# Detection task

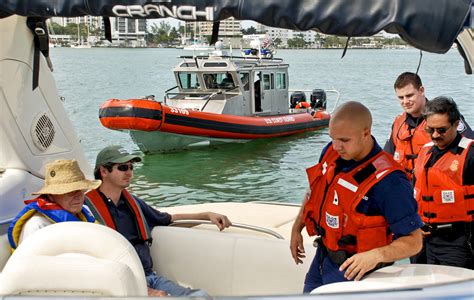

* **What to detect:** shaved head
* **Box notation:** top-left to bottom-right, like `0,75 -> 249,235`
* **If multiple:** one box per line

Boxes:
328,101 -> 374,161
330,101 -> 372,131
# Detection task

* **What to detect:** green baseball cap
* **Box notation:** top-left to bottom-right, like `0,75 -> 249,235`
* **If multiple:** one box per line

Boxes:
95,145 -> 142,167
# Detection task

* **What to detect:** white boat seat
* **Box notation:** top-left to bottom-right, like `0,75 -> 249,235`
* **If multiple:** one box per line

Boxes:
0,234 -> 11,272
151,226 -> 315,296
0,222 -> 147,296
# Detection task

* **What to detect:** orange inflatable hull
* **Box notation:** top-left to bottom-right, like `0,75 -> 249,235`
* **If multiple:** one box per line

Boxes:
99,99 -> 330,139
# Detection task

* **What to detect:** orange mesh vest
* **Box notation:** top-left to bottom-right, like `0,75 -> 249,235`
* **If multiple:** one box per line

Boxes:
85,189 -> 152,242
303,146 -> 404,254
391,113 -> 431,180
414,137 -> 474,224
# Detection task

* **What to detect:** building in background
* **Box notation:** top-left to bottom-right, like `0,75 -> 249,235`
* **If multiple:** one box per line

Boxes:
256,24 -> 319,48
49,16 -> 147,47
186,17 -> 242,48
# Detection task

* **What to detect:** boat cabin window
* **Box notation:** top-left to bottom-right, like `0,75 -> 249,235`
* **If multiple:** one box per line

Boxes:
203,62 -> 228,67
276,73 -> 286,89
178,72 -> 200,89
263,74 -> 272,90
180,62 -> 197,67
238,72 -> 250,91
203,72 -> 235,89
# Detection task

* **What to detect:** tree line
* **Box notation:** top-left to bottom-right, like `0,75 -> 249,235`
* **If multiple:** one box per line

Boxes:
49,22 -> 406,48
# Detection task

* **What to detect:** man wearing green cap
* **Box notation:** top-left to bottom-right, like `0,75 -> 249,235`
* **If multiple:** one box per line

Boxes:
85,145 -> 231,297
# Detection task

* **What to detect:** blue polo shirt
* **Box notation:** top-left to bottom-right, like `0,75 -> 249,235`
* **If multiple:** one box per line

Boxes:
98,190 -> 172,275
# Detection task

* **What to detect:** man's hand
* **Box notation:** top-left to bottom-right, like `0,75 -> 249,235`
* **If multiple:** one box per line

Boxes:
290,228 -> 306,264
207,212 -> 231,231
339,249 -> 382,281
147,287 -> 168,297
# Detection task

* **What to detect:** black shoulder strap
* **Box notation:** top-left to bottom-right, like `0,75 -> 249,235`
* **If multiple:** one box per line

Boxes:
26,17 -> 52,90
103,17 -> 112,42
210,21 -> 220,45
353,163 -> 376,185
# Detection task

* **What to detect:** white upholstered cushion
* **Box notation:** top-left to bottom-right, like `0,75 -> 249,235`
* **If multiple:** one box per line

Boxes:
0,222 -> 147,296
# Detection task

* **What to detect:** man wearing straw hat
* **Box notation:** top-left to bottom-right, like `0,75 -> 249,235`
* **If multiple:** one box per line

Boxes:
86,145 -> 231,297
8,159 -> 101,250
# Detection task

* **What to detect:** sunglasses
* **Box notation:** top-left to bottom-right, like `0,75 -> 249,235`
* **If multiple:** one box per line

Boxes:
116,164 -> 134,172
425,125 -> 451,135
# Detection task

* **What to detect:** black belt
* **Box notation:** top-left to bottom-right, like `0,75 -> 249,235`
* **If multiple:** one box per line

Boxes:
422,222 -> 472,234
314,236 -> 351,265
314,236 -> 393,270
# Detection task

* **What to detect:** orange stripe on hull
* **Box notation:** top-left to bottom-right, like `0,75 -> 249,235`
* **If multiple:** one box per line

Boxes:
99,99 -> 330,139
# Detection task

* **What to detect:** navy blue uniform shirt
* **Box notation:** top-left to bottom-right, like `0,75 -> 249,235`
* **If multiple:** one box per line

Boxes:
320,138 -> 423,237
98,190 -> 172,275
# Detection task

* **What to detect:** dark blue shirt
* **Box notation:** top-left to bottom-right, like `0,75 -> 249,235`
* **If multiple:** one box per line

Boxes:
98,190 -> 172,275
320,138 -> 423,237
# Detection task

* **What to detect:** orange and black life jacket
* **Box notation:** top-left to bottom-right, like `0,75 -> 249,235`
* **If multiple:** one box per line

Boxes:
391,113 -> 431,180
303,146 -> 403,254
414,137 -> 474,224
85,189 -> 152,243
295,101 -> 311,109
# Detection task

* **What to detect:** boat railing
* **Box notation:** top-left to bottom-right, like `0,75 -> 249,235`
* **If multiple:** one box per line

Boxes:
170,220 -> 285,239
179,55 -> 284,64
288,88 -> 341,113
250,201 -> 301,207
164,89 -> 240,106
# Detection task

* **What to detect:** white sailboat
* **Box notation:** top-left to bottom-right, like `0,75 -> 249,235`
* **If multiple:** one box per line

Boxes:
182,21 -> 214,52
70,17 -> 91,48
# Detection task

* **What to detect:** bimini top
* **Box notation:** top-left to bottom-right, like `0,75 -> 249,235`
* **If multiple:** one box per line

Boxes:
0,0 -> 471,54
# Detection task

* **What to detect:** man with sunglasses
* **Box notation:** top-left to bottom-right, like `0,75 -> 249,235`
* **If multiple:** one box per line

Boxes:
413,96 -> 473,268
85,145 -> 231,297
384,72 -> 473,183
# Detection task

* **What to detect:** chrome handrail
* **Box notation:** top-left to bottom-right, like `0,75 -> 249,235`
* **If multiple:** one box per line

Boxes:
250,201 -> 301,207
170,220 -> 284,239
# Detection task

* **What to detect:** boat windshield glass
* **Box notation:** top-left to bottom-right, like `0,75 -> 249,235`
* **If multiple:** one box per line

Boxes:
178,72 -> 200,89
203,72 -> 235,89
239,72 -> 250,91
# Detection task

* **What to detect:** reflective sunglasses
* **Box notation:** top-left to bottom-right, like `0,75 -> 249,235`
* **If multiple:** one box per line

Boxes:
425,125 -> 451,135
116,164 -> 134,172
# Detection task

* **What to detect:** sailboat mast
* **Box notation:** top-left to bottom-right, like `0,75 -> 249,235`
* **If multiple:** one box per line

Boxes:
76,17 -> 80,43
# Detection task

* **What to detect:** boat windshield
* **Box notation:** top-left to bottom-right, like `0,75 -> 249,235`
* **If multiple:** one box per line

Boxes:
178,72 -> 200,89
203,72 -> 235,89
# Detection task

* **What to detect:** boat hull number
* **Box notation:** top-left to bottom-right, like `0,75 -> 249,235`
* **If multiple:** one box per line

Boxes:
169,107 -> 190,115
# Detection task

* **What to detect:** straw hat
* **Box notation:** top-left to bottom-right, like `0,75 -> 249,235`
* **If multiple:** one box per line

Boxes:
33,159 -> 101,195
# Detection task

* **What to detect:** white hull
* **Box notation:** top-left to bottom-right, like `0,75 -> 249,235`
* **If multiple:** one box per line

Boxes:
130,130 -> 249,153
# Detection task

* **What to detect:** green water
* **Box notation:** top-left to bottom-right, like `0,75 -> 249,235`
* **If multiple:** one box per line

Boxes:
51,48 -> 473,207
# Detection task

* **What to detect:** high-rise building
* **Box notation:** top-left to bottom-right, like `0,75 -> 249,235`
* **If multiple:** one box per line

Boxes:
111,18 -> 147,47
185,17 -> 242,48
49,17 -> 147,47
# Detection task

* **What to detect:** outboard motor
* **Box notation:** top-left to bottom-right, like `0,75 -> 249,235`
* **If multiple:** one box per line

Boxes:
310,89 -> 327,109
290,91 -> 306,108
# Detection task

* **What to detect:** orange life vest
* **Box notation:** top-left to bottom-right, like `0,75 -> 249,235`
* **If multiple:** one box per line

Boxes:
295,101 -> 311,109
85,189 -> 152,242
414,137 -> 474,224
391,113 -> 431,179
303,146 -> 403,254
